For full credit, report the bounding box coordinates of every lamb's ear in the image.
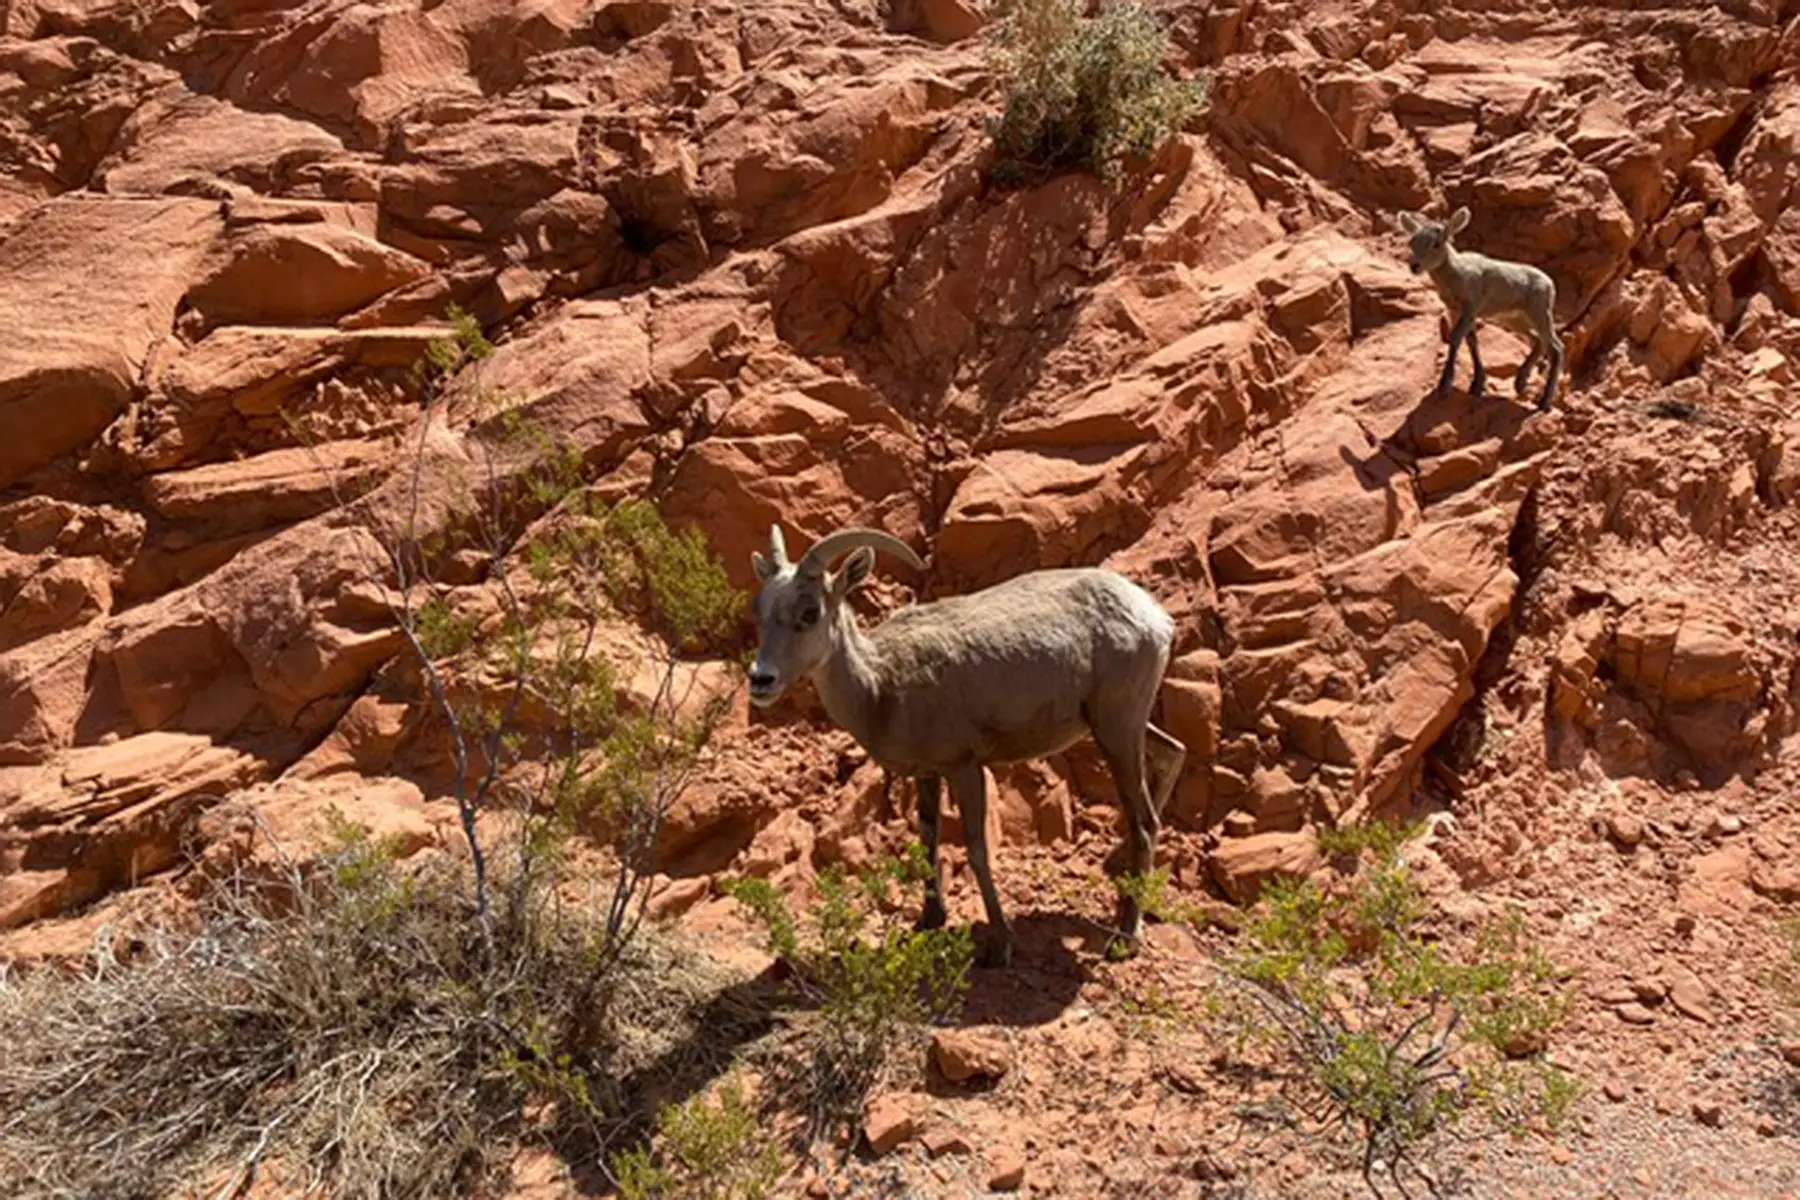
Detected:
[752,551,778,582]
[1446,207,1471,235]
[828,547,875,599]
[1397,210,1421,232]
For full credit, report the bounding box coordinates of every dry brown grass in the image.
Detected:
[0,823,770,1200]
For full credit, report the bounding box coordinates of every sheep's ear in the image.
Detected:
[1397,210,1421,232]
[829,547,875,599]
[752,550,779,582]
[1446,207,1471,235]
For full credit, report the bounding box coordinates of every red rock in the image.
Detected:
[932,1029,1014,1084]
[0,197,222,488]
[1663,967,1715,1024]
[921,1128,972,1157]
[862,1094,922,1156]
[1614,1003,1656,1026]
[1211,831,1324,903]
[987,1155,1028,1192]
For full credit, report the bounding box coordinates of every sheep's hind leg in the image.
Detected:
[946,761,1011,968]
[913,774,948,932]
[1093,718,1160,957]
[1145,723,1186,822]
[1538,331,1564,413]
[1515,334,1542,398]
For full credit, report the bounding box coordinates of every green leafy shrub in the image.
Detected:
[292,309,742,957]
[610,1077,783,1200]
[1215,825,1574,1198]
[986,0,1206,181]
[725,847,974,1140]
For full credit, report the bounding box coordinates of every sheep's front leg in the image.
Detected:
[1465,326,1486,399]
[946,761,1011,968]
[913,774,947,932]
[1435,310,1475,399]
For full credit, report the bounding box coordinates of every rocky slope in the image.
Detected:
[3,0,1800,1194]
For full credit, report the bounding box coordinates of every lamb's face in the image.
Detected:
[1407,222,1450,274]
[746,567,834,708]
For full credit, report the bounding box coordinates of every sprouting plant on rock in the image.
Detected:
[725,846,974,1144]
[610,1076,784,1200]
[1212,822,1575,1199]
[986,0,1206,181]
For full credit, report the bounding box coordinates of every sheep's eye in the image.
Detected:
[797,606,821,629]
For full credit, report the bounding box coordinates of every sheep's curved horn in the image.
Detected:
[767,524,790,568]
[798,527,925,578]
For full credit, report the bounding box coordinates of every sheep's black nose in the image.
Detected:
[749,669,777,691]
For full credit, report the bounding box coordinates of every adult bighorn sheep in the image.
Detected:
[1400,207,1564,412]
[747,525,1186,968]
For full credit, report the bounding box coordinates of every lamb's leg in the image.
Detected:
[914,774,947,932]
[1094,719,1159,952]
[1466,326,1486,399]
[1436,311,1474,398]
[1538,328,1564,413]
[946,761,1011,968]
[1145,723,1186,822]
[1515,333,1542,398]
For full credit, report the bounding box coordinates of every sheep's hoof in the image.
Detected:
[1536,393,1554,413]
[913,902,948,933]
[975,929,1013,969]
[1469,375,1486,399]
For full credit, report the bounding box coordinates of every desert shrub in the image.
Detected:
[725,847,973,1141]
[0,314,758,1198]
[610,1076,783,1200]
[986,0,1205,181]
[1214,824,1574,1198]
[290,309,741,954]
[0,821,765,1200]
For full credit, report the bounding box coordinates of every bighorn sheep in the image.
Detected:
[747,526,1187,968]
[1400,207,1564,412]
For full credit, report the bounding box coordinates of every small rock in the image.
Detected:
[1630,980,1667,1005]
[1596,985,1639,1006]
[1692,1100,1724,1128]
[1605,812,1645,848]
[1502,1027,1549,1058]
[863,1094,921,1155]
[1779,1041,1800,1068]
[931,1029,1014,1084]
[1717,814,1743,836]
[988,1156,1027,1192]
[1615,1003,1656,1026]
[1163,1061,1208,1095]
[1549,1145,1573,1165]
[1755,1116,1778,1138]
[1602,1081,1629,1103]
[1673,913,1697,937]
[1664,967,1714,1024]
[922,1128,972,1158]
[1750,859,1800,903]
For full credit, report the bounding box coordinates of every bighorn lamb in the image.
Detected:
[1400,207,1564,412]
[747,526,1187,968]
